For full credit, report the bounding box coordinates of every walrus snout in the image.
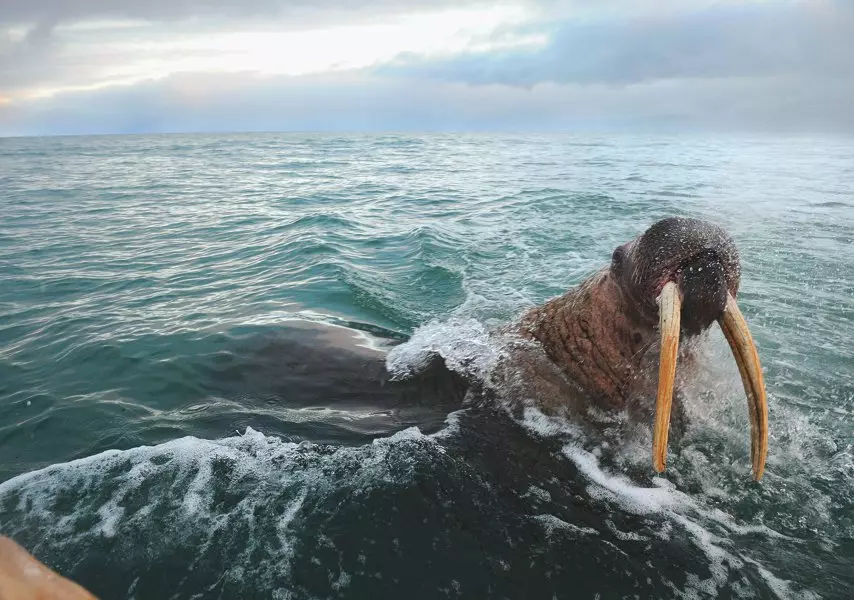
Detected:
[675,250,729,335]
[621,217,741,316]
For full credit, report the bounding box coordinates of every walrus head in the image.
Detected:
[519,217,768,480]
[612,217,740,335]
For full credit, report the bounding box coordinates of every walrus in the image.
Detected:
[505,216,768,480]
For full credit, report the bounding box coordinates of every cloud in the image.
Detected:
[3,69,852,137]
[1,0,852,135]
[1,3,539,99]
[0,0,473,26]
[0,0,511,100]
[384,1,854,85]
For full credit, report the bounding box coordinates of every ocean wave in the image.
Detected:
[0,427,449,599]
[2,132,852,598]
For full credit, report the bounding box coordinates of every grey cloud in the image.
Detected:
[0,0,477,97]
[2,70,852,137]
[0,21,61,93]
[0,20,221,96]
[384,1,854,85]
[0,0,653,26]
[2,0,852,136]
[0,0,467,25]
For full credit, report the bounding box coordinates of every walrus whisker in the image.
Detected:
[627,335,657,365]
[652,281,681,473]
[718,293,769,481]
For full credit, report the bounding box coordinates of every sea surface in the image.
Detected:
[0,132,852,599]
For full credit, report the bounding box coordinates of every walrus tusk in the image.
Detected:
[652,281,681,473]
[718,293,769,481]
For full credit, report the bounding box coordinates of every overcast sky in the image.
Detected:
[1,0,852,136]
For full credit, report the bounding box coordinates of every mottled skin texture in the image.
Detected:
[503,217,741,426]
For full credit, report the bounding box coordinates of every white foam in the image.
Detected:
[564,444,682,515]
[375,426,426,445]
[520,406,582,438]
[330,569,351,592]
[0,425,442,596]
[517,406,682,515]
[523,485,552,503]
[385,317,503,382]
[667,513,820,600]
[532,514,598,539]
[604,519,650,542]
[514,404,826,598]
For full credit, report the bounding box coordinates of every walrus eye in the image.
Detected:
[611,247,625,267]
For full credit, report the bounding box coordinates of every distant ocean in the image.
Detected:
[0,133,852,599]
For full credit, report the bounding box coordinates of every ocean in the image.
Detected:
[0,132,851,599]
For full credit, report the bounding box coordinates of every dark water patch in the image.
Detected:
[376,164,418,174]
[0,321,464,482]
[369,136,427,149]
[811,200,852,208]
[254,159,351,170]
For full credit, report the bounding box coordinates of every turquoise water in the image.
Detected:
[0,133,852,598]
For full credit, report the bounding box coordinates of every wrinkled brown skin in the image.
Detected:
[0,536,97,600]
[504,217,740,428]
[513,270,663,418]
